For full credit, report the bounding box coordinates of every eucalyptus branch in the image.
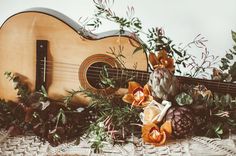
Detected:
[91,0,142,34]
[4,72,30,102]
[186,47,219,78]
[220,31,236,71]
[178,34,208,52]
[106,46,126,69]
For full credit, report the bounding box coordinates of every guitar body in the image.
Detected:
[0,8,148,104]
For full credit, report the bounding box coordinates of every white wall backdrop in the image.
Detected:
[0,0,236,63]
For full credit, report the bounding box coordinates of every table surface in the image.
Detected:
[1,131,236,156]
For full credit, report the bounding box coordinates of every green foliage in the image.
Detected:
[232,30,236,42]
[4,72,30,102]
[206,123,224,138]
[175,92,193,106]
[229,62,236,81]
[90,0,142,33]
[56,108,67,125]
[99,65,116,88]
[0,100,14,128]
[87,122,108,153]
[89,1,191,75]
[81,90,141,152]
[106,46,126,68]
[204,93,236,138]
[220,31,236,72]
[63,89,81,106]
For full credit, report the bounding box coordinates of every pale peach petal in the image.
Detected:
[146,95,153,102]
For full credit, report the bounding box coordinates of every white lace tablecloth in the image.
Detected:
[1,130,236,156]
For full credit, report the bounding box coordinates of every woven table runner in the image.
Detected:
[1,130,236,156]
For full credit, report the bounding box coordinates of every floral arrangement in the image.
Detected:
[1,0,236,153]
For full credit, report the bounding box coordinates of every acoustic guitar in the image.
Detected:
[0,8,148,105]
[0,8,235,105]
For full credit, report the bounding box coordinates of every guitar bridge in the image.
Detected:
[36,40,48,91]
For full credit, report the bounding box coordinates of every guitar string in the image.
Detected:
[39,65,236,89]
[38,59,150,73]
[39,66,150,77]
[39,70,236,93]
[39,66,236,90]
[38,65,151,79]
[39,60,235,85]
[39,77,236,94]
[40,70,150,82]
[41,71,236,93]
[39,62,150,75]
[37,60,236,90]
[38,60,236,86]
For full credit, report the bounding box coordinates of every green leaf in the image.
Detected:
[220,95,227,107]
[221,58,230,63]
[232,30,236,43]
[229,49,236,55]
[61,113,66,125]
[216,128,223,135]
[176,69,181,74]
[233,46,236,52]
[41,85,48,97]
[214,123,222,132]
[175,92,193,106]
[75,138,80,145]
[225,53,234,60]
[214,94,220,106]
[225,94,232,108]
[172,47,183,57]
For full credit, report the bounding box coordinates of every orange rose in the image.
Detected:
[149,50,175,71]
[142,121,172,146]
[122,81,153,107]
[142,123,166,146]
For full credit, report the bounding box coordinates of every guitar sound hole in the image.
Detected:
[86,62,112,89]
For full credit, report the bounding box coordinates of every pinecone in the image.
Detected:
[165,106,194,138]
[148,68,179,100]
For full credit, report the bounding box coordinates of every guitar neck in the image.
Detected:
[176,76,236,96]
[114,68,236,96]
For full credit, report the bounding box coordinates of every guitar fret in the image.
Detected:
[136,71,138,81]
[141,72,144,82]
[131,70,134,80]
[116,68,119,80]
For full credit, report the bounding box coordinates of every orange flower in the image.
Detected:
[122,81,153,107]
[142,123,166,146]
[149,50,175,71]
[160,120,172,136]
